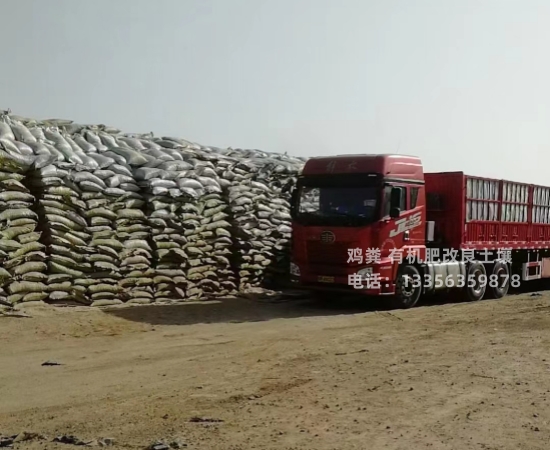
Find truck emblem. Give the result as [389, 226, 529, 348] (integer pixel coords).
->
[348, 161, 357, 170]
[389, 212, 422, 238]
[326, 161, 336, 173]
[320, 231, 336, 243]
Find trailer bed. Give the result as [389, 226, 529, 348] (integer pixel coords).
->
[425, 172, 550, 250]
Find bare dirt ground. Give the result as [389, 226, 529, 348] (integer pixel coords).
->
[2, 290, 550, 450]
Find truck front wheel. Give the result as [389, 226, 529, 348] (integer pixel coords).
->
[391, 265, 422, 309]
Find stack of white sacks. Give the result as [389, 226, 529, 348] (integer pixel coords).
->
[223, 150, 302, 289]
[137, 142, 236, 301]
[0, 111, 305, 305]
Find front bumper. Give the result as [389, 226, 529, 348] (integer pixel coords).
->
[291, 268, 396, 296]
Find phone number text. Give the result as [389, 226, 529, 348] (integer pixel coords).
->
[404, 274, 520, 289]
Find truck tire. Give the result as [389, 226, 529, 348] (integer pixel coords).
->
[489, 261, 510, 299]
[391, 265, 422, 309]
[464, 261, 487, 301]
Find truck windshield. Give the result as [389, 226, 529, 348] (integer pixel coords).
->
[293, 175, 382, 226]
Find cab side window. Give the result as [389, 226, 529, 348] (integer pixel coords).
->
[410, 187, 420, 209]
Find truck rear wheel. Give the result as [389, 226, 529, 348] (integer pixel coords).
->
[464, 262, 487, 301]
[391, 265, 422, 309]
[490, 261, 510, 299]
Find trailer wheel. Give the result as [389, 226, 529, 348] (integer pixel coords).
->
[391, 265, 422, 309]
[490, 261, 510, 299]
[464, 262, 487, 301]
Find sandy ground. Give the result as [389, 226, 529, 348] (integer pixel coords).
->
[2, 290, 550, 450]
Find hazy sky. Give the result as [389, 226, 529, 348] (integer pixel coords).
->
[2, 0, 550, 184]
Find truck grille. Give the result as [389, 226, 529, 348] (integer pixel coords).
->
[306, 241, 353, 264]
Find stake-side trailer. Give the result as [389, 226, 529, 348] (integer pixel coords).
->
[289, 154, 550, 308]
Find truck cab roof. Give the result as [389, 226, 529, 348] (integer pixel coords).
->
[302, 154, 424, 182]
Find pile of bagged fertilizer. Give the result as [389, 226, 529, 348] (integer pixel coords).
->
[0, 111, 305, 305]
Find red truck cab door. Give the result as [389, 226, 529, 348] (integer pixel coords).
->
[380, 183, 426, 261]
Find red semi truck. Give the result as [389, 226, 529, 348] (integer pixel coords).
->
[289, 154, 550, 308]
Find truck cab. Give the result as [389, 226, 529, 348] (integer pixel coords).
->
[290, 154, 427, 307]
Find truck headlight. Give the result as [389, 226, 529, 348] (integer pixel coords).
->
[290, 263, 301, 276]
[357, 267, 373, 279]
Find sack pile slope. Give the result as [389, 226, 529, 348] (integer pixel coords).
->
[0, 111, 305, 304]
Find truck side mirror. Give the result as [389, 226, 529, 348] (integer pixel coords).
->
[389, 187, 401, 219]
[390, 207, 401, 219]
